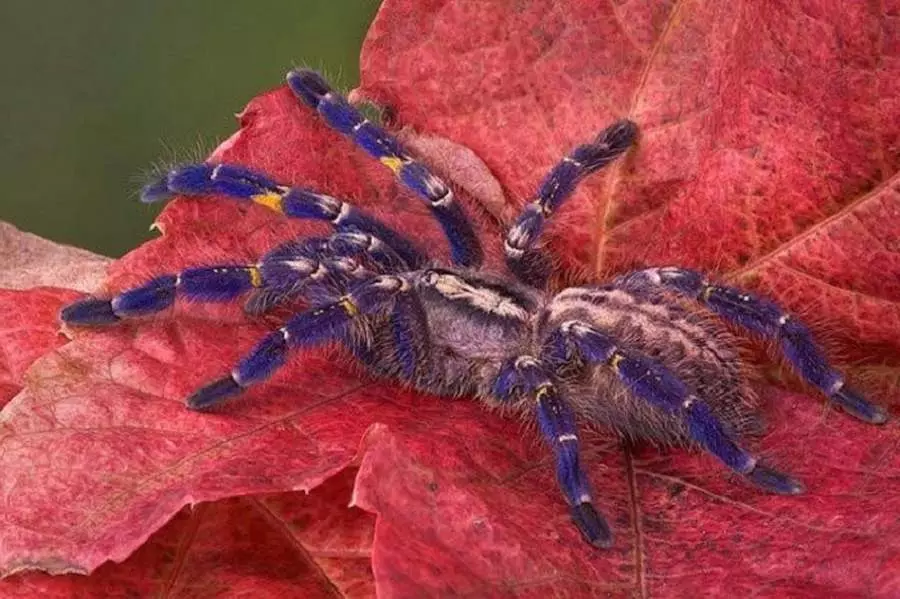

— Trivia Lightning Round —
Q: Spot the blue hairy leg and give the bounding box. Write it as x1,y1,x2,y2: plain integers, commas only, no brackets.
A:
505,120,638,287
61,268,259,326
544,320,804,495
325,231,409,272
188,274,412,409
61,233,397,325
286,69,483,268
260,233,401,293
389,292,429,381
263,234,427,380
618,268,888,424
142,162,426,270
324,277,430,384
246,232,406,315
493,356,612,548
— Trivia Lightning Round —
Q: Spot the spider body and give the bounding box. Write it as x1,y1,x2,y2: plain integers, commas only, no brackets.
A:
358,267,542,396
61,69,887,549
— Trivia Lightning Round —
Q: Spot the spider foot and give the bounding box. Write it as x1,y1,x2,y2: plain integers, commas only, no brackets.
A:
61,275,178,325
745,463,805,495
140,177,174,204
286,69,331,109
571,502,613,548
61,297,120,326
832,386,888,424
186,376,242,411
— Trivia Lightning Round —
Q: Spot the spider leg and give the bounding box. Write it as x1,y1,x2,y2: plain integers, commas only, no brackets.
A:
505,120,637,287
187,274,411,409
61,235,381,326
245,231,408,315
618,268,888,424
388,291,429,381
271,233,430,381
543,320,805,495
286,69,483,268
264,232,429,380
346,289,430,383
61,267,263,326
141,162,427,270
326,231,410,272
493,356,612,548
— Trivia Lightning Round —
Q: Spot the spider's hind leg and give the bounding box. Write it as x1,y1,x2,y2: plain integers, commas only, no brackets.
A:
493,356,612,548
619,267,888,424
542,320,804,496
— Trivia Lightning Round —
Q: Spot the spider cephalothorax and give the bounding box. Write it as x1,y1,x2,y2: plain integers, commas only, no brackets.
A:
61,69,887,548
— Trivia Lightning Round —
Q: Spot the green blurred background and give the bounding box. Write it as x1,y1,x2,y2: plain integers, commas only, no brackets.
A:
0,1,380,257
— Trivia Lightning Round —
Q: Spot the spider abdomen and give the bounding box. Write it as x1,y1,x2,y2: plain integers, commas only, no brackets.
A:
544,286,759,446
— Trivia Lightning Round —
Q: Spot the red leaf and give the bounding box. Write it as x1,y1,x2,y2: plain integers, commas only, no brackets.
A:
0,222,110,293
2,470,376,597
0,222,109,406
1,1,899,597
0,288,78,407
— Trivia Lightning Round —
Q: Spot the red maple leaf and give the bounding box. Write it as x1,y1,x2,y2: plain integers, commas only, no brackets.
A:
2,1,899,596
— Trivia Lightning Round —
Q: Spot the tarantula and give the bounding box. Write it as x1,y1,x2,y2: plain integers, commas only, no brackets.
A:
61,69,887,548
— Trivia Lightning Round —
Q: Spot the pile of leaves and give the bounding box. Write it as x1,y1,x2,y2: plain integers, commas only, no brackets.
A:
1,1,897,596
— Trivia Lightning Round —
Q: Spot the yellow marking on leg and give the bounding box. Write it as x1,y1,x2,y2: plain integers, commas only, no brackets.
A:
609,352,625,373
252,192,284,213
339,297,360,318
247,266,263,288
535,383,554,402
380,156,405,174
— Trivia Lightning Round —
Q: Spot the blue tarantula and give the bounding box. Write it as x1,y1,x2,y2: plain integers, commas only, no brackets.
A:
61,69,888,548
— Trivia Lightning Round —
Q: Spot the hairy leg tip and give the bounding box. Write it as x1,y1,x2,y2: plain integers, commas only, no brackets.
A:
186,376,242,411
833,387,889,425
286,69,330,108
140,178,173,204
746,464,805,495
572,502,614,549
60,298,120,326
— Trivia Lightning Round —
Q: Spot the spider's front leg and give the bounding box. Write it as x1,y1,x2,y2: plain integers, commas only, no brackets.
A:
618,268,888,424
286,69,483,268
243,231,404,315
142,162,427,270
61,233,392,325
543,320,804,495
186,274,411,409
493,356,612,548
